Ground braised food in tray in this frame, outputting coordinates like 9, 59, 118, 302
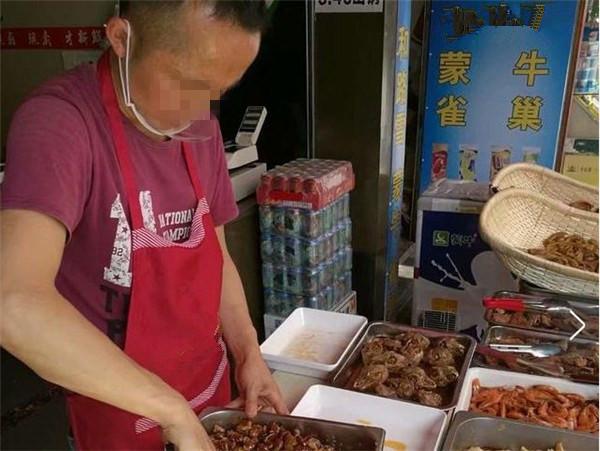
349, 332, 466, 407
486, 308, 599, 339
469, 379, 599, 433
209, 419, 339, 451
483, 334, 598, 380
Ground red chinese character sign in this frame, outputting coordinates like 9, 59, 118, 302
1, 27, 105, 50
419, 1, 579, 192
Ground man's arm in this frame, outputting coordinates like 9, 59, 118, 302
1, 209, 215, 450
216, 226, 287, 416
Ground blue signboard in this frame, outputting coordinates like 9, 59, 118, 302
384, 0, 411, 315
419, 0, 579, 193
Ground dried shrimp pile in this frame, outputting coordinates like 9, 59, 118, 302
568, 200, 598, 213
210, 419, 339, 451
528, 232, 598, 273
469, 379, 599, 433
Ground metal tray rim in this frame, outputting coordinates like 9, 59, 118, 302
330, 321, 477, 411
441, 411, 599, 451
475, 325, 599, 384
484, 324, 599, 346
484, 310, 599, 340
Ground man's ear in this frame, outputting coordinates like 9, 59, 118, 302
105, 17, 129, 58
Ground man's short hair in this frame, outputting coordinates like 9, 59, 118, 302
120, 0, 268, 59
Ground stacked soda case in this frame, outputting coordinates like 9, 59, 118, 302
256, 159, 355, 210
258, 159, 354, 317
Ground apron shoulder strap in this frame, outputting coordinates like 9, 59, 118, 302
98, 52, 144, 230
182, 143, 206, 201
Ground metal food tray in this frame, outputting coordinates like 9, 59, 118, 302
475, 325, 599, 384
441, 411, 598, 451
484, 308, 599, 341
330, 322, 476, 410
199, 407, 386, 451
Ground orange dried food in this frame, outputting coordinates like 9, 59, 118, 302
469, 379, 598, 433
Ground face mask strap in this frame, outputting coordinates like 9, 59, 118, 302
118, 20, 133, 107
115, 20, 195, 139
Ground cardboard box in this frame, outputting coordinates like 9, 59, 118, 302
412, 180, 518, 339
263, 291, 357, 338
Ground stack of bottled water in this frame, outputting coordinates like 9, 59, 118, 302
257, 159, 354, 317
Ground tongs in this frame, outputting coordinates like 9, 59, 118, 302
483, 293, 590, 340
484, 291, 599, 316
476, 345, 565, 378
489, 343, 563, 357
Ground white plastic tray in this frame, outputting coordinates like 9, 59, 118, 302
260, 308, 367, 379
457, 367, 599, 412
292, 385, 448, 451
456, 367, 599, 423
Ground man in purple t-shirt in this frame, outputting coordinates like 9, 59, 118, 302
1, 2, 285, 449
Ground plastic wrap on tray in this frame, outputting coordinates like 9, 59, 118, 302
256, 159, 355, 210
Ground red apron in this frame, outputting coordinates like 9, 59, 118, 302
66, 52, 230, 450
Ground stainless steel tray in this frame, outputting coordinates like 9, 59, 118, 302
330, 321, 476, 410
484, 325, 599, 346
484, 309, 599, 341
475, 325, 599, 384
199, 407, 386, 451
441, 411, 597, 451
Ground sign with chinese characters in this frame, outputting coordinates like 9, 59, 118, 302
384, 0, 411, 317
419, 1, 579, 192
315, 0, 383, 13
1, 27, 105, 50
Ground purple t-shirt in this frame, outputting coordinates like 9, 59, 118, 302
1, 62, 238, 346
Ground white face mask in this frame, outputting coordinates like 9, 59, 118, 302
117, 21, 192, 139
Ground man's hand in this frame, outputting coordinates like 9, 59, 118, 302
161, 405, 216, 451
230, 350, 288, 418
215, 226, 288, 418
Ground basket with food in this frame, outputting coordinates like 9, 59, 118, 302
441, 411, 597, 451
330, 322, 476, 409
480, 189, 599, 297
199, 408, 386, 451
456, 368, 599, 434
491, 163, 598, 215
476, 326, 599, 383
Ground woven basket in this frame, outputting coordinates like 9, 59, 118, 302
480, 188, 599, 298
491, 163, 598, 214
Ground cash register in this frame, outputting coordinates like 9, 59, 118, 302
224, 106, 267, 202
